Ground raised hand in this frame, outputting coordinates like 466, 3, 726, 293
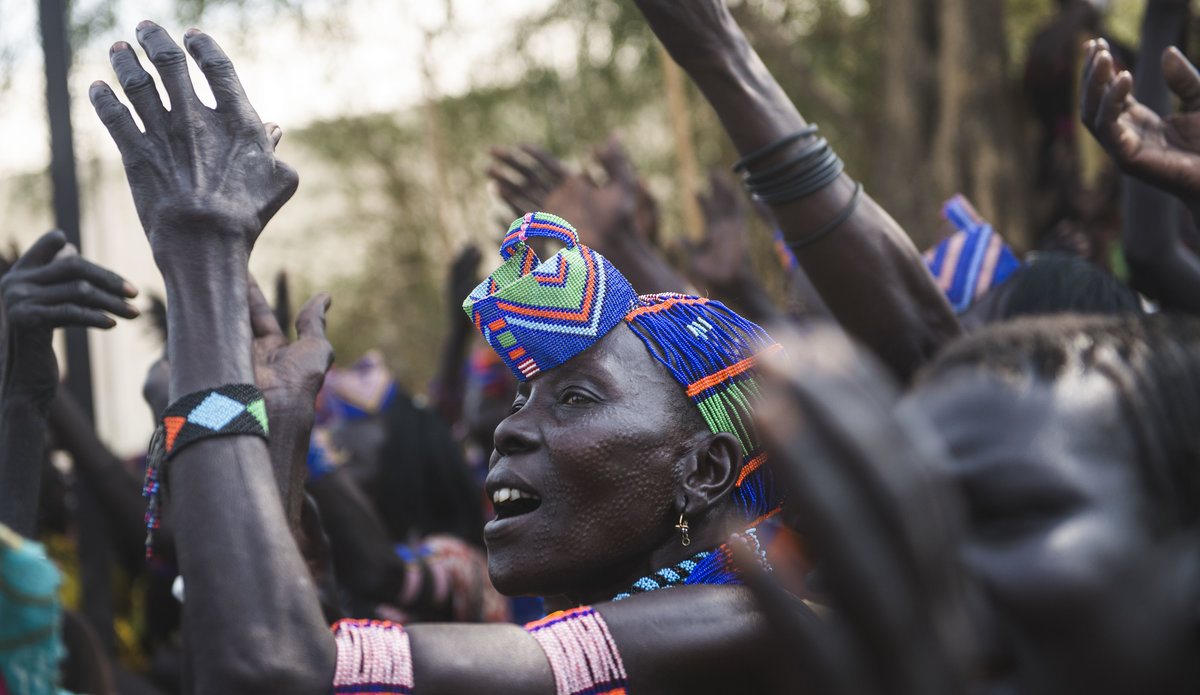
1, 230, 138, 411
249, 278, 333, 428
1082, 39, 1200, 211
249, 278, 334, 527
487, 134, 659, 251
750, 327, 972, 695
89, 22, 297, 262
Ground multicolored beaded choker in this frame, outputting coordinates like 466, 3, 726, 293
611, 528, 771, 601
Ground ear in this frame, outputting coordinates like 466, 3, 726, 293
678, 431, 743, 516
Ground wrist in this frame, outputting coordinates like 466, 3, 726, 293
151, 231, 251, 278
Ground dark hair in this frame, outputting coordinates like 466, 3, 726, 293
998, 253, 1141, 320
375, 394, 486, 547
920, 313, 1200, 531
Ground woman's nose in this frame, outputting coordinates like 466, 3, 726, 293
492, 405, 538, 457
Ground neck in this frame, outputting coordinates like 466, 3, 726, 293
562, 510, 740, 606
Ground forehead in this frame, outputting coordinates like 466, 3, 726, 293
520, 324, 685, 397
903, 370, 1141, 501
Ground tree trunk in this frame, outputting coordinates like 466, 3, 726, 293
873, 0, 1030, 250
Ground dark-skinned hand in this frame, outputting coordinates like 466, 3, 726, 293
248, 277, 333, 423
1, 230, 138, 412
1082, 38, 1200, 217
684, 170, 753, 296
89, 22, 297, 261
140, 281, 332, 428
487, 134, 659, 250
746, 326, 973, 695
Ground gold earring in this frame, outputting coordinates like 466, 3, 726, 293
675, 514, 691, 547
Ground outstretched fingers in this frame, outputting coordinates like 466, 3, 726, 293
89, 81, 143, 155
24, 280, 139, 321
183, 29, 253, 117
490, 147, 553, 196
25, 254, 137, 303
248, 276, 283, 340
11, 230, 67, 271
135, 21, 201, 116
519, 143, 569, 181
1163, 46, 1200, 112
1081, 43, 1116, 131
108, 42, 167, 131
295, 293, 332, 344
1096, 70, 1135, 151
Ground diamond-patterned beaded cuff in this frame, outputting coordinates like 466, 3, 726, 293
142, 383, 269, 559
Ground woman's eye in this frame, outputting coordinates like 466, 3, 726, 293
561, 391, 592, 405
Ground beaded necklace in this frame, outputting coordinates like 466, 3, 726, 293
611, 527, 770, 601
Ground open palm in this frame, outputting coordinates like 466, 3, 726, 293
1083, 40, 1200, 202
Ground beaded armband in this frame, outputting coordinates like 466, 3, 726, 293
331, 619, 414, 693
525, 606, 628, 695
142, 384, 269, 559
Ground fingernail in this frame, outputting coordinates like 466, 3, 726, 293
90, 80, 107, 89
126, 303, 141, 317
136, 20, 155, 31
123, 281, 138, 297
185, 28, 201, 37
110, 41, 130, 54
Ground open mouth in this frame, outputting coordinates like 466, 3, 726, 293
491, 487, 542, 520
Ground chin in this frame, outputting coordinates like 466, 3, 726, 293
485, 549, 542, 597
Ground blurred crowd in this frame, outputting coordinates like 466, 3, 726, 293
3, 1, 1200, 694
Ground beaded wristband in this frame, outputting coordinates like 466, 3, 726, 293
525, 606, 628, 695
142, 383, 269, 560
732, 125, 819, 173
331, 619, 414, 693
786, 182, 865, 251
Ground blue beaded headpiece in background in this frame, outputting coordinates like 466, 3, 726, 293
924, 194, 1021, 314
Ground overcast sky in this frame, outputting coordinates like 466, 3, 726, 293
0, 0, 557, 174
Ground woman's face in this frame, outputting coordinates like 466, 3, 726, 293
904, 371, 1200, 695
484, 325, 700, 601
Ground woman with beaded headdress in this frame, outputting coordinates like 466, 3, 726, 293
82, 14, 805, 691
74, 0, 982, 688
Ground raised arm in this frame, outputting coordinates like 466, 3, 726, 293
0, 231, 138, 537
631, 0, 959, 381
90, 23, 332, 692
1083, 6, 1200, 312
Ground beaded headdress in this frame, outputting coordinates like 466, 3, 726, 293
924, 194, 1021, 314
463, 212, 640, 381
465, 212, 783, 523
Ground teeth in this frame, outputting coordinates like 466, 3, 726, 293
492, 487, 540, 505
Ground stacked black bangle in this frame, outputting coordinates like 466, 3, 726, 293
734, 125, 846, 206
733, 124, 818, 173
787, 182, 864, 250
